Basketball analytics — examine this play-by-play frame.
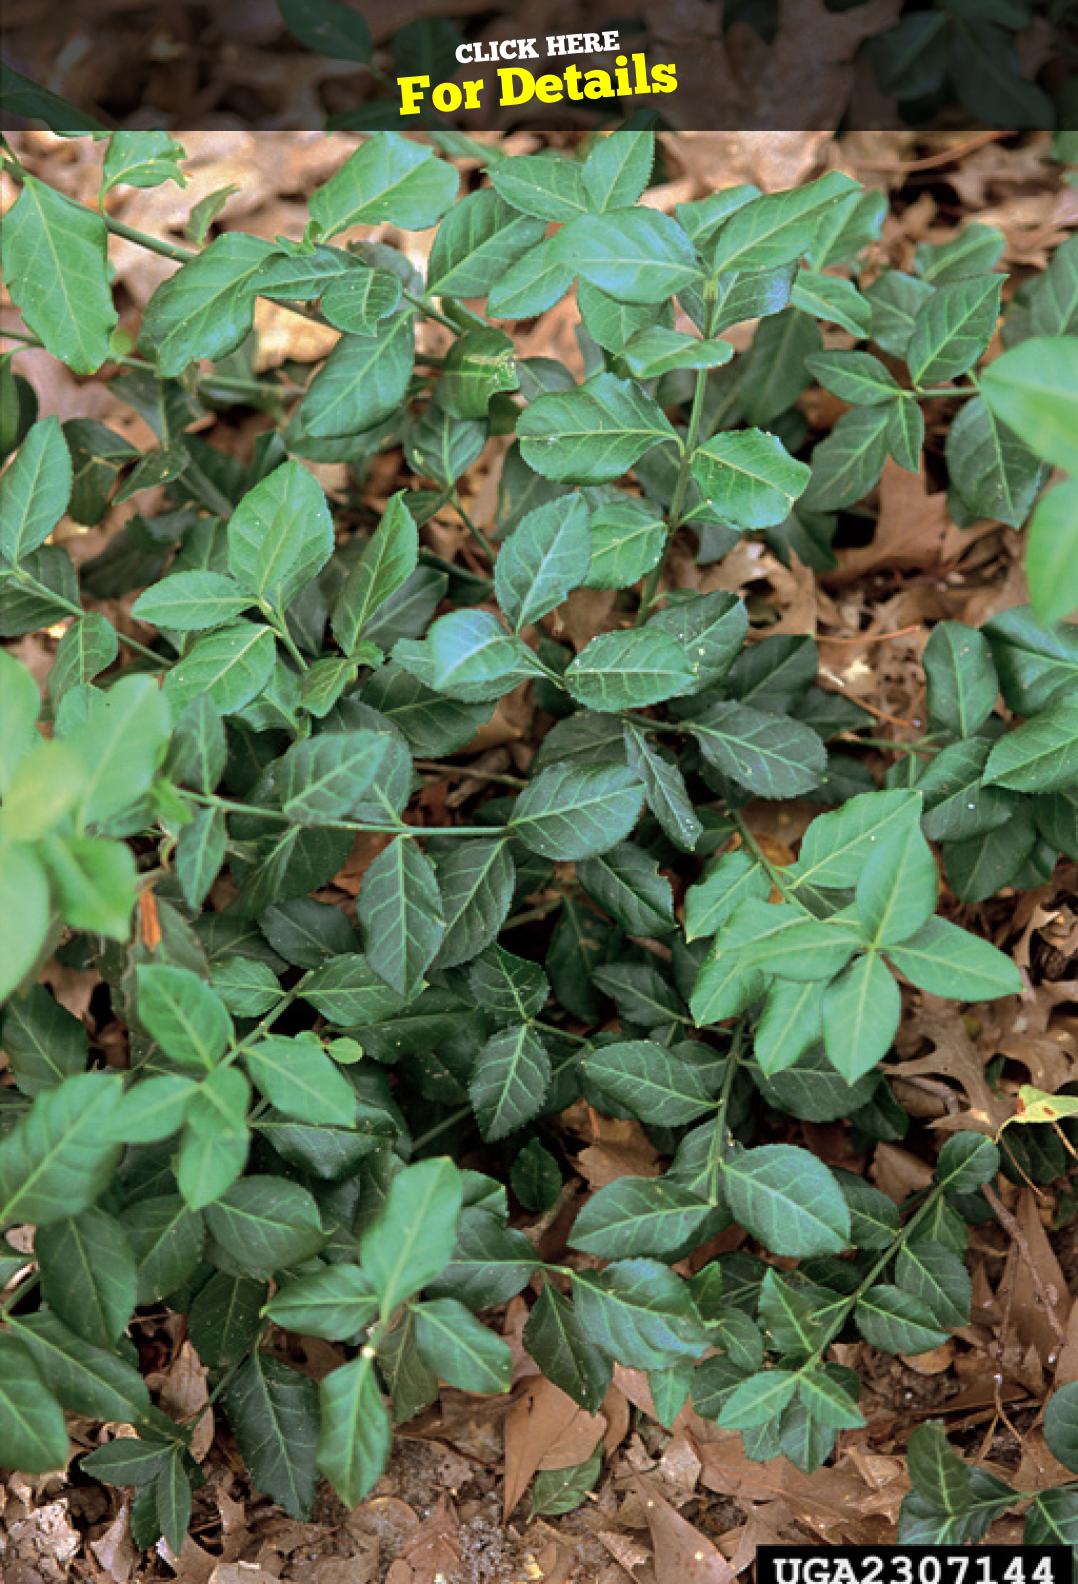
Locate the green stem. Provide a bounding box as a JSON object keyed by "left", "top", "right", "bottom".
{"left": 706, "top": 1019, "right": 746, "bottom": 1196}
{"left": 730, "top": 809, "right": 802, "bottom": 907}
{"left": 636, "top": 364, "right": 710, "bottom": 626}
{"left": 914, "top": 384, "right": 979, "bottom": 400}
{"left": 10, "top": 568, "right": 167, "bottom": 668}
{"left": 418, "top": 548, "right": 492, "bottom": 588}
{"left": 451, "top": 491, "right": 495, "bottom": 559}
{"left": 184, "top": 788, "right": 505, "bottom": 839}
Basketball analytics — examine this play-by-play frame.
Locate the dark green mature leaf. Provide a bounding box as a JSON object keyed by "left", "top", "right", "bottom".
{"left": 277, "top": 0, "right": 371, "bottom": 60}
{"left": 1, "top": 984, "right": 87, "bottom": 1096}
{"left": 984, "top": 695, "right": 1078, "bottom": 794}
{"left": 245, "top": 1033, "right": 357, "bottom": 1126}
{"left": 570, "top": 1176, "right": 714, "bottom": 1259}
{"left": 0, "top": 417, "right": 73, "bottom": 563}
{"left": 945, "top": 397, "right": 1046, "bottom": 529}
{"left": 1043, "top": 1380, "right": 1078, "bottom": 1472}
{"left": 469, "top": 1023, "right": 551, "bottom": 1141}
{"left": 413, "top": 1298, "right": 512, "bottom": 1393}
{"left": 494, "top": 495, "right": 591, "bottom": 631}
{"left": 571, "top": 1259, "right": 710, "bottom": 1370}
{"left": 205, "top": 1176, "right": 324, "bottom": 1275}
{"left": 907, "top": 276, "right": 1003, "bottom": 386}
{"left": 855, "top": 1286, "right": 949, "bottom": 1354}
{"left": 264, "top": 1264, "right": 378, "bottom": 1339}
{"left": 427, "top": 189, "right": 546, "bottom": 298}
{"left": 358, "top": 838, "right": 445, "bottom": 994}
{"left": 16, "top": 1309, "right": 150, "bottom": 1422}
{"left": 721, "top": 1145, "right": 850, "bottom": 1257}
{"left": 0, "top": 1071, "right": 122, "bottom": 1226}
{"left": 802, "top": 405, "right": 891, "bottom": 510}
{"left": 425, "top": 608, "right": 544, "bottom": 701}
{"left": 923, "top": 621, "right": 999, "bottom": 738}
{"left": 577, "top": 842, "right": 676, "bottom": 938}
{"left": 517, "top": 374, "right": 677, "bottom": 484}
{"left": 277, "top": 730, "right": 389, "bottom": 823}
{"left": 565, "top": 629, "right": 696, "bottom": 712}
{"left": 582, "top": 1040, "right": 713, "bottom": 1127}
{"left": 300, "top": 312, "right": 415, "bottom": 439}
{"left": 691, "top": 701, "right": 826, "bottom": 798}
{"left": 692, "top": 430, "right": 811, "bottom": 531}
{"left": 163, "top": 621, "right": 276, "bottom": 717}
{"left": 4, "top": 179, "right": 117, "bottom": 374}
{"left": 523, "top": 1284, "right": 611, "bottom": 1411}
{"left": 510, "top": 762, "right": 644, "bottom": 859}
{"left": 223, "top": 1353, "right": 320, "bottom": 1520}
{"left": 36, "top": 1208, "right": 136, "bottom": 1348}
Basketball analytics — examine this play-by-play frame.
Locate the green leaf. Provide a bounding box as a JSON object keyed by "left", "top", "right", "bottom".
{"left": 427, "top": 1207, "right": 539, "bottom": 1309}
{"left": 4, "top": 178, "right": 117, "bottom": 374}
{"left": 802, "top": 405, "right": 892, "bottom": 511}
{"left": 126, "top": 1195, "right": 204, "bottom": 1303}
{"left": 936, "top": 1132, "right": 1000, "bottom": 1193}
{"left": 571, "top": 1259, "right": 710, "bottom": 1370}
{"left": 264, "top": 1263, "right": 379, "bottom": 1339}
{"left": 358, "top": 838, "right": 445, "bottom": 995}
{"left": 426, "top": 189, "right": 546, "bottom": 298}
{"left": 301, "top": 952, "right": 408, "bottom": 1025}
{"left": 468, "top": 944, "right": 548, "bottom": 1024}
{"left": 511, "top": 1140, "right": 562, "bottom": 1213}
{"left": 797, "top": 1367, "right": 865, "bottom": 1429}
{"left": 494, "top": 495, "right": 591, "bottom": 631}
{"left": 581, "top": 132, "right": 654, "bottom": 212}
{"left": 854, "top": 1285, "right": 949, "bottom": 1354}
{"left": 718, "top": 1369, "right": 799, "bottom": 1429}
{"left": 510, "top": 762, "right": 644, "bottom": 860}
{"left": 1026, "top": 479, "right": 1078, "bottom": 627}
{"left": 721, "top": 1145, "right": 850, "bottom": 1257}
{"left": 532, "top": 1450, "right": 602, "bottom": 1516}
{"left": 299, "top": 311, "right": 414, "bottom": 439}
{"left": 176, "top": 806, "right": 228, "bottom": 911}
{"left": 623, "top": 723, "right": 703, "bottom": 852}
{"left": 684, "top": 849, "right": 770, "bottom": 941}
{"left": 309, "top": 134, "right": 457, "bottom": 237}
{"left": 896, "top": 1240, "right": 971, "bottom": 1330}
{"left": 621, "top": 327, "right": 733, "bottom": 379}
{"left": 805, "top": 350, "right": 903, "bottom": 406}
{"left": 983, "top": 602, "right": 1078, "bottom": 715}
{"left": 360, "top": 1157, "right": 463, "bottom": 1314}
{"left": 855, "top": 818, "right": 938, "bottom": 946}
{"left": 569, "top": 1176, "right": 714, "bottom": 1260}
{"left": 439, "top": 328, "right": 518, "bottom": 419}
{"left": 102, "top": 131, "right": 186, "bottom": 194}
{"left": 137, "top": 964, "right": 233, "bottom": 1071}
{"left": 469, "top": 1023, "right": 551, "bottom": 1142}
{"left": 923, "top": 621, "right": 999, "bottom": 738}
{"left": 488, "top": 152, "right": 589, "bottom": 222}
{"left": 0, "top": 417, "right": 73, "bottom": 563}
{"left": 277, "top": 0, "right": 371, "bottom": 60}
{"left": 555, "top": 210, "right": 701, "bottom": 304}
{"left": 129, "top": 570, "right": 248, "bottom": 632}
{"left": 321, "top": 267, "right": 402, "bottom": 333}
{"left": 0, "top": 650, "right": 41, "bottom": 797}
{"left": 981, "top": 337, "right": 1078, "bottom": 475}
{"left": 378, "top": 1309, "right": 438, "bottom": 1423}
{"left": 886, "top": 396, "right": 924, "bottom": 472}
{"left": 523, "top": 1284, "right": 610, "bottom": 1412}
{"left": 984, "top": 695, "right": 1078, "bottom": 794}
{"left": 945, "top": 396, "right": 1046, "bottom": 530}
{"left": 140, "top": 233, "right": 276, "bottom": 377}
{"left": 706, "top": 173, "right": 859, "bottom": 275}
{"left": 1043, "top": 1380, "right": 1078, "bottom": 1473}
{"left": 791, "top": 789, "right": 923, "bottom": 891}
{"left": 36, "top": 1208, "right": 137, "bottom": 1348}
{"left": 227, "top": 460, "right": 334, "bottom": 608}
{"left": 163, "top": 620, "right": 276, "bottom": 717}
{"left": 487, "top": 234, "right": 575, "bottom": 320}
{"left": 317, "top": 1351, "right": 391, "bottom": 1507}
{"left": 332, "top": 492, "right": 418, "bottom": 654}
{"left": 205, "top": 1175, "right": 324, "bottom": 1275}
{"left": 16, "top": 1309, "right": 150, "bottom": 1422}
{"left": 222, "top": 1353, "right": 319, "bottom": 1520}
{"left": 565, "top": 629, "right": 696, "bottom": 712}
{"left": 277, "top": 730, "right": 390, "bottom": 824}
{"left": 245, "top": 1033, "right": 357, "bottom": 1126}
{"left": 1024, "top": 1486, "right": 1078, "bottom": 1545}
{"left": 691, "top": 430, "right": 811, "bottom": 532}
{"left": 433, "top": 838, "right": 515, "bottom": 969}
{"left": 154, "top": 1449, "right": 192, "bottom": 1556}
{"left": 753, "top": 980, "right": 825, "bottom": 1077}
{"left": 582, "top": 1040, "right": 713, "bottom": 1127}
{"left": 907, "top": 275, "right": 1003, "bottom": 386}
{"left": 0, "top": 839, "right": 49, "bottom": 1000}
{"left": 425, "top": 608, "right": 544, "bottom": 701}
{"left": 885, "top": 915, "right": 1021, "bottom": 1000}
{"left": 188, "top": 1272, "right": 265, "bottom": 1368}
{"left": 791, "top": 270, "right": 872, "bottom": 337}
{"left": 81, "top": 1435, "right": 172, "bottom": 1486}
{"left": 822, "top": 952, "right": 901, "bottom": 1081}
{"left": 0, "top": 1335, "right": 68, "bottom": 1473}
{"left": 517, "top": 374, "right": 677, "bottom": 485}
{"left": 577, "top": 842, "right": 676, "bottom": 938}
{"left": 413, "top": 1298, "right": 512, "bottom": 1393}
{"left": 0, "top": 1071, "right": 122, "bottom": 1226}
{"left": 691, "top": 701, "right": 826, "bottom": 798}
{"left": 1, "top": 984, "right": 87, "bottom": 1096}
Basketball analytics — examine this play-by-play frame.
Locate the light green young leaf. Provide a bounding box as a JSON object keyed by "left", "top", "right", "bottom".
{"left": 855, "top": 819, "right": 938, "bottom": 946}
{"left": 360, "top": 1157, "right": 463, "bottom": 1313}
{"left": 245, "top": 1033, "right": 357, "bottom": 1127}
{"left": 791, "top": 270, "right": 872, "bottom": 337}
{"left": 309, "top": 133, "right": 457, "bottom": 237}
{"left": 299, "top": 311, "right": 415, "bottom": 439}
{"left": 1025, "top": 479, "right": 1078, "bottom": 627}
{"left": 706, "top": 173, "right": 859, "bottom": 275}
{"left": 821, "top": 951, "right": 901, "bottom": 1081}
{"left": 140, "top": 234, "right": 277, "bottom": 377}
{"left": 683, "top": 849, "right": 770, "bottom": 942}
{"left": 163, "top": 621, "right": 276, "bottom": 717}
{"left": 980, "top": 335, "right": 1078, "bottom": 473}
{"left": 581, "top": 132, "right": 654, "bottom": 213}
{"left": 317, "top": 1351, "right": 391, "bottom": 1506}
{"left": 4, "top": 178, "right": 117, "bottom": 374}
{"left": 426, "top": 609, "right": 545, "bottom": 702}
{"left": 885, "top": 916, "right": 1022, "bottom": 1000}
{"left": 101, "top": 131, "right": 187, "bottom": 194}
{"left": 264, "top": 1264, "right": 379, "bottom": 1339}
{"left": 487, "top": 152, "right": 589, "bottom": 222}
{"left": 131, "top": 570, "right": 252, "bottom": 631}
{"left": 426, "top": 189, "right": 546, "bottom": 298}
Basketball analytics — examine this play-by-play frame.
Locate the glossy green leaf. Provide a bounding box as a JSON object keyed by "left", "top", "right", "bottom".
{"left": 309, "top": 134, "right": 457, "bottom": 237}
{"left": 4, "top": 178, "right": 117, "bottom": 374}
{"left": 517, "top": 374, "right": 677, "bottom": 485}
{"left": 494, "top": 495, "right": 591, "bottom": 631}
{"left": 721, "top": 1145, "right": 850, "bottom": 1257}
